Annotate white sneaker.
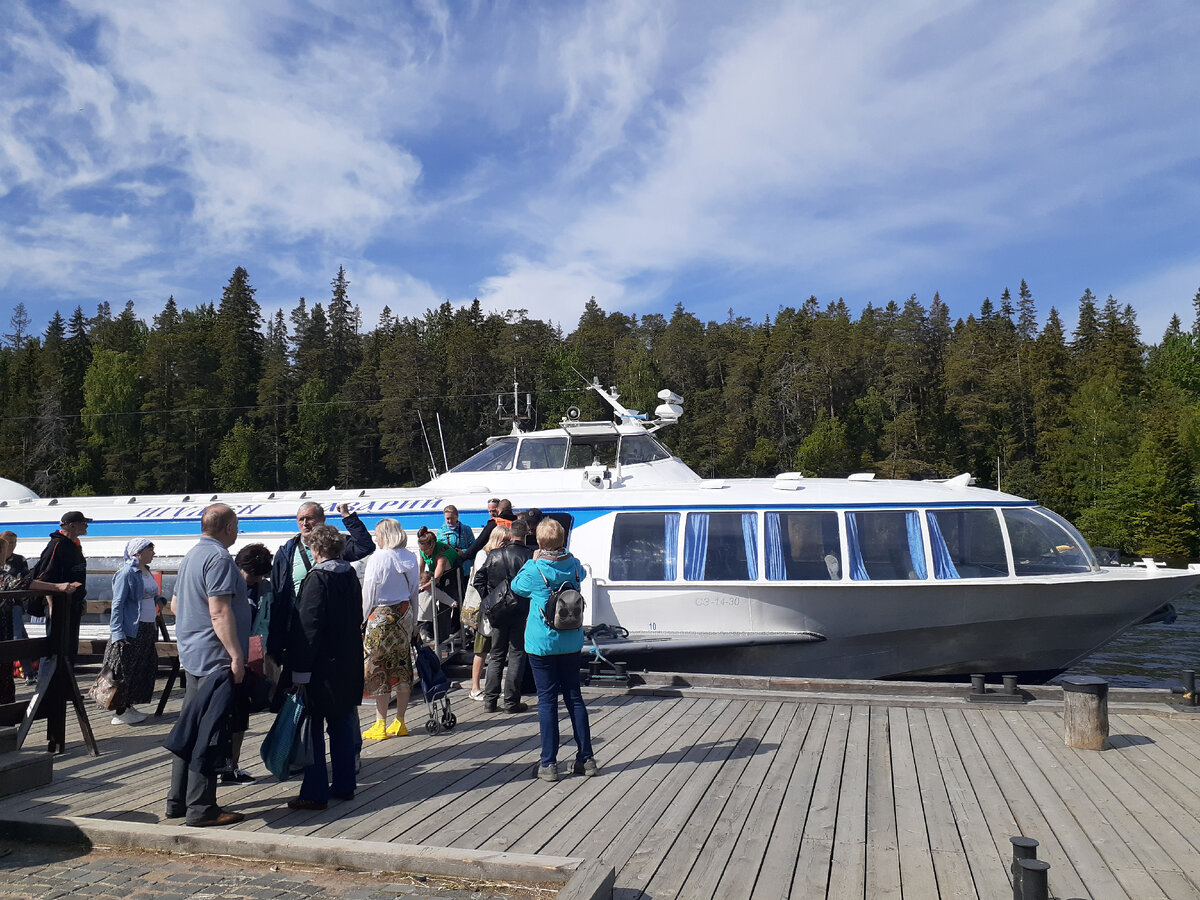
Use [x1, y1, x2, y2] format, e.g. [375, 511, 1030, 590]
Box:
[111, 708, 146, 725]
[469, 689, 484, 701]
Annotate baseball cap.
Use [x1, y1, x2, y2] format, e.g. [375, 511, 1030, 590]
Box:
[60, 511, 94, 526]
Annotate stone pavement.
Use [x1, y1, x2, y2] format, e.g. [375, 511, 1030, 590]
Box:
[0, 840, 552, 900]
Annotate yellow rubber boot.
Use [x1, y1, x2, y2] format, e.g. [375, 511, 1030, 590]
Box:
[363, 719, 390, 741]
[387, 718, 408, 737]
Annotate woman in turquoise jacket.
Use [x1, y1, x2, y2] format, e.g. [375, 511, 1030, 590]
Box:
[510, 518, 596, 782]
[101, 537, 161, 725]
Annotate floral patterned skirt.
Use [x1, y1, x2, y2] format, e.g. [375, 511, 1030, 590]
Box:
[363, 601, 414, 696]
[100, 621, 158, 706]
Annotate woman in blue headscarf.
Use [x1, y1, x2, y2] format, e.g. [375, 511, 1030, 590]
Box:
[101, 537, 162, 725]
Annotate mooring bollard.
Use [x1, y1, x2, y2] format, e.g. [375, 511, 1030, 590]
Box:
[1009, 836, 1039, 900]
[1003, 674, 1019, 695]
[1184, 669, 1198, 707]
[1016, 858, 1051, 900]
[971, 673, 986, 694]
[1062, 675, 1109, 750]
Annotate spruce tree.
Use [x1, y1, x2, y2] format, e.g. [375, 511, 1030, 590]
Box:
[213, 267, 264, 431]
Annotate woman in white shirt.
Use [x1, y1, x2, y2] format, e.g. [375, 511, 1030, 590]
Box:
[361, 519, 419, 740]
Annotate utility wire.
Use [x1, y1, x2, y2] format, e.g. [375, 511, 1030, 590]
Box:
[2, 386, 589, 424]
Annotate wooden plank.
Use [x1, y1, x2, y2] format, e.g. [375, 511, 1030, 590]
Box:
[526, 696, 711, 857]
[864, 704, 901, 900]
[985, 710, 1131, 900]
[1109, 713, 1200, 820]
[639, 702, 786, 899]
[998, 710, 1167, 899]
[680, 703, 806, 900]
[414, 693, 655, 849]
[604, 699, 764, 890]
[1022, 709, 1200, 899]
[322, 696, 631, 843]
[957, 707, 1091, 900]
[748, 704, 833, 900]
[715, 710, 820, 897]
[923, 708, 1010, 900]
[789, 705, 853, 899]
[887, 706, 940, 900]
[906, 707, 977, 899]
[938, 708, 1023, 900]
[544, 696, 731, 860]
[826, 704, 870, 900]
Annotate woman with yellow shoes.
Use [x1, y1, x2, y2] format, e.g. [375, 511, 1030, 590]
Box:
[360, 518, 419, 741]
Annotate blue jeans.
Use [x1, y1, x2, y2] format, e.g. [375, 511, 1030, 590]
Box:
[299, 708, 358, 803]
[528, 652, 592, 766]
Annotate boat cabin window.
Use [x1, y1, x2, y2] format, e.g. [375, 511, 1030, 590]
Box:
[684, 512, 758, 581]
[765, 512, 841, 580]
[608, 512, 679, 581]
[618, 434, 672, 465]
[846, 510, 927, 580]
[1004, 507, 1099, 575]
[567, 434, 618, 468]
[450, 437, 517, 472]
[926, 509, 1008, 578]
[516, 437, 568, 470]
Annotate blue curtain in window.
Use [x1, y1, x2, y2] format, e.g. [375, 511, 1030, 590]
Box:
[846, 513, 869, 580]
[684, 513, 709, 580]
[742, 513, 758, 579]
[663, 514, 679, 580]
[765, 513, 785, 580]
[926, 512, 959, 579]
[905, 511, 927, 579]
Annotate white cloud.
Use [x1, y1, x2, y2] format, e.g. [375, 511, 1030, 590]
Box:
[476, 256, 636, 328]
[2, 0, 1200, 338]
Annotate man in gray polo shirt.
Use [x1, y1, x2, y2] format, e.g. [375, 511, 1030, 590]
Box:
[165, 503, 249, 827]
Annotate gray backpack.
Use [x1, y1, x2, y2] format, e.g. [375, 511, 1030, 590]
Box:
[538, 566, 585, 630]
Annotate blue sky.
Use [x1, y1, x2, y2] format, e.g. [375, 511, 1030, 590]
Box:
[2, 1, 1200, 344]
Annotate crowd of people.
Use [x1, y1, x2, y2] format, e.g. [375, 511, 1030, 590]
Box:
[1, 498, 599, 826]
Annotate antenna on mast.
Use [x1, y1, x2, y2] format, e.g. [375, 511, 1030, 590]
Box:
[497, 374, 530, 434]
[418, 411, 438, 481]
[436, 413, 450, 472]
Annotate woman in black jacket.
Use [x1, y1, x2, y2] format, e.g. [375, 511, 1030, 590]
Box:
[472, 520, 533, 713]
[285, 525, 365, 810]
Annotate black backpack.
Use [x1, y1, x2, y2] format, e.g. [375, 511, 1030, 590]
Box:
[538, 566, 585, 630]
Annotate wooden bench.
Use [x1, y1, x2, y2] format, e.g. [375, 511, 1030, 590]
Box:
[79, 600, 182, 717]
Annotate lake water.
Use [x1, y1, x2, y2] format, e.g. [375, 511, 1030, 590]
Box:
[1056, 588, 1200, 689]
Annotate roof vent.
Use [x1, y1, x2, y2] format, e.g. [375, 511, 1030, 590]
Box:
[847, 473, 875, 481]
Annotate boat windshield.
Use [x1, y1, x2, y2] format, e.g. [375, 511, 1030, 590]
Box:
[451, 438, 518, 472]
[619, 433, 672, 465]
[1003, 507, 1099, 574]
[567, 434, 618, 468]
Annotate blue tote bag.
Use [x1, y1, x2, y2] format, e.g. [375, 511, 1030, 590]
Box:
[260, 691, 314, 781]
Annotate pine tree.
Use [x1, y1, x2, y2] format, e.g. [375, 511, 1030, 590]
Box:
[1017, 279, 1038, 342]
[213, 267, 264, 431]
[5, 303, 30, 349]
[326, 266, 361, 393]
[255, 310, 293, 488]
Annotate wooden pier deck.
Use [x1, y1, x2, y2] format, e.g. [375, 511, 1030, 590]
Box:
[3, 677, 1200, 899]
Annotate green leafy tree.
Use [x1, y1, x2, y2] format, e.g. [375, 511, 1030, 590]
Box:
[213, 420, 266, 491]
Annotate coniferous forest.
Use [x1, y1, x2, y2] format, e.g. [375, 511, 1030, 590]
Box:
[4, 266, 1200, 559]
